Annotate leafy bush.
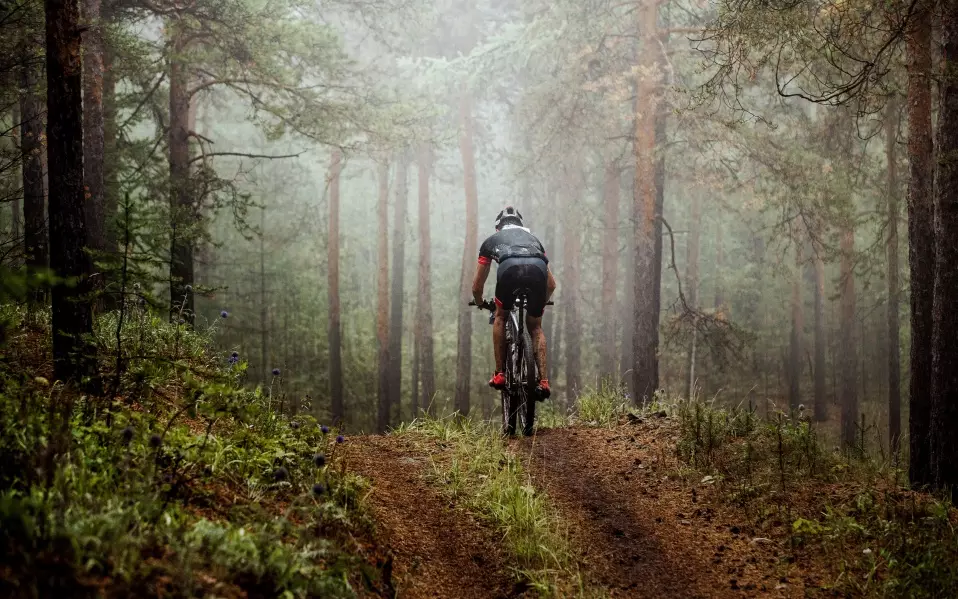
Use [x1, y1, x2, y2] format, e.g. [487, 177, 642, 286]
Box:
[0, 310, 377, 598]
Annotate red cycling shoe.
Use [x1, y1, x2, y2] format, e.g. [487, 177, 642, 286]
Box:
[488, 371, 506, 390]
[536, 379, 551, 400]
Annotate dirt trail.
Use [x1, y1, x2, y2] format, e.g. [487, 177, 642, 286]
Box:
[518, 425, 809, 598]
[347, 435, 519, 599]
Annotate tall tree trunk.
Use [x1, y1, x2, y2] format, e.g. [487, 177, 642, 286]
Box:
[102, 18, 117, 252]
[328, 150, 344, 424]
[387, 152, 408, 428]
[599, 163, 620, 379]
[908, 0, 935, 488]
[714, 220, 725, 314]
[562, 168, 581, 406]
[454, 90, 479, 417]
[21, 54, 48, 289]
[685, 190, 702, 400]
[813, 247, 827, 422]
[789, 235, 804, 411]
[417, 144, 435, 414]
[376, 161, 390, 431]
[885, 93, 902, 455]
[11, 104, 22, 244]
[45, 0, 98, 385]
[840, 225, 858, 447]
[259, 207, 268, 384]
[168, 28, 193, 323]
[82, 0, 106, 261]
[631, 2, 663, 403]
[931, 0, 958, 496]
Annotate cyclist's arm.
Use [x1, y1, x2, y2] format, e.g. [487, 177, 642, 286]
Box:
[546, 266, 557, 301]
[472, 261, 491, 305]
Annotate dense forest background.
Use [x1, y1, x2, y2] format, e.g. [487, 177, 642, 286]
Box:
[2, 0, 951, 481]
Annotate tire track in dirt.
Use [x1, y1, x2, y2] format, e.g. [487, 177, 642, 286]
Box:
[519, 426, 800, 598]
[348, 435, 519, 599]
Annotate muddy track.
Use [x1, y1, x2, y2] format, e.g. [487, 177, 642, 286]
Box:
[347, 435, 519, 599]
[519, 426, 801, 598]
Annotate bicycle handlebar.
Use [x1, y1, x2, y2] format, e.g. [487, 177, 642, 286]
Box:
[469, 299, 554, 312]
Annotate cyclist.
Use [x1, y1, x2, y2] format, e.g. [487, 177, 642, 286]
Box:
[471, 206, 557, 399]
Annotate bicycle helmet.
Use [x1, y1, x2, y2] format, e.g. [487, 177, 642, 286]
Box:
[494, 206, 523, 230]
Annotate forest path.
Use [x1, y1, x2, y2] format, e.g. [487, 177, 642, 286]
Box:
[347, 435, 520, 599]
[515, 425, 804, 598]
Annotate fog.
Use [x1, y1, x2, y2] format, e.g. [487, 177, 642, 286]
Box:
[0, 0, 909, 442]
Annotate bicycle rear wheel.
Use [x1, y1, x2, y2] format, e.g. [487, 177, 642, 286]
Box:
[516, 328, 537, 436]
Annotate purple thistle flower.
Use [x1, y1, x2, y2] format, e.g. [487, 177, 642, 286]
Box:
[220, 310, 229, 319]
[120, 426, 135, 444]
[149, 433, 162, 448]
[320, 425, 330, 434]
[272, 368, 281, 377]
[313, 453, 326, 468]
[274, 466, 289, 482]
[312, 483, 326, 497]
[335, 435, 344, 444]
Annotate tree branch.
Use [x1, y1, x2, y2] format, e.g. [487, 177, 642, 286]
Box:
[187, 151, 304, 165]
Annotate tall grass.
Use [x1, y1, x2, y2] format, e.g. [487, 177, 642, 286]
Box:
[398, 415, 595, 597]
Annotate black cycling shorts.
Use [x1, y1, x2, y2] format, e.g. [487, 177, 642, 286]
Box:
[495, 257, 548, 317]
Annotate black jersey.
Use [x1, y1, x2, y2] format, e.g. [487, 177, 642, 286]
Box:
[478, 225, 548, 265]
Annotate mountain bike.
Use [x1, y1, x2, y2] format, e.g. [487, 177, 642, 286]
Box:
[470, 292, 553, 436]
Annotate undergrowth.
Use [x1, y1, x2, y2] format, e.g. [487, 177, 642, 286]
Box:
[668, 396, 958, 598]
[395, 415, 594, 598]
[0, 305, 385, 598]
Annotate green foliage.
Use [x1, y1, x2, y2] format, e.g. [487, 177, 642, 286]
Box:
[0, 309, 375, 598]
[671, 399, 958, 597]
[575, 379, 630, 428]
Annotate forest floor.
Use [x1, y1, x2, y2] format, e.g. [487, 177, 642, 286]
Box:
[347, 416, 838, 599]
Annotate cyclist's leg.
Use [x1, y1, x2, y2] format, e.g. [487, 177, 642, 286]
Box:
[493, 302, 507, 373]
[522, 260, 550, 391]
[526, 313, 547, 382]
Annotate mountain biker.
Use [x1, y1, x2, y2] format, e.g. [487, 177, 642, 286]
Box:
[472, 206, 557, 399]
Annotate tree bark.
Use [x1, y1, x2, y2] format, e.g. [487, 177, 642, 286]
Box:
[259, 207, 269, 384]
[600, 162, 620, 379]
[416, 144, 435, 414]
[82, 0, 107, 260]
[813, 247, 827, 422]
[631, 2, 663, 403]
[562, 168, 581, 406]
[168, 27, 194, 323]
[387, 151, 408, 429]
[789, 234, 804, 412]
[885, 93, 902, 455]
[21, 53, 48, 287]
[328, 150, 344, 424]
[908, 0, 935, 488]
[931, 0, 958, 497]
[685, 189, 702, 400]
[454, 90, 479, 417]
[376, 160, 390, 431]
[11, 103, 22, 244]
[45, 0, 98, 385]
[102, 18, 117, 252]
[840, 226, 858, 448]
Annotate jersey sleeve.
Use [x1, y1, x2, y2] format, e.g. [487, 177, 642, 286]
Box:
[478, 236, 494, 265]
[536, 236, 549, 263]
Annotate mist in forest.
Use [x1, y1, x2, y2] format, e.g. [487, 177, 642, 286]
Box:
[0, 0, 933, 457]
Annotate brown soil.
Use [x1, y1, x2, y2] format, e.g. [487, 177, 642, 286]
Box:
[346, 434, 520, 599]
[517, 422, 828, 598]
